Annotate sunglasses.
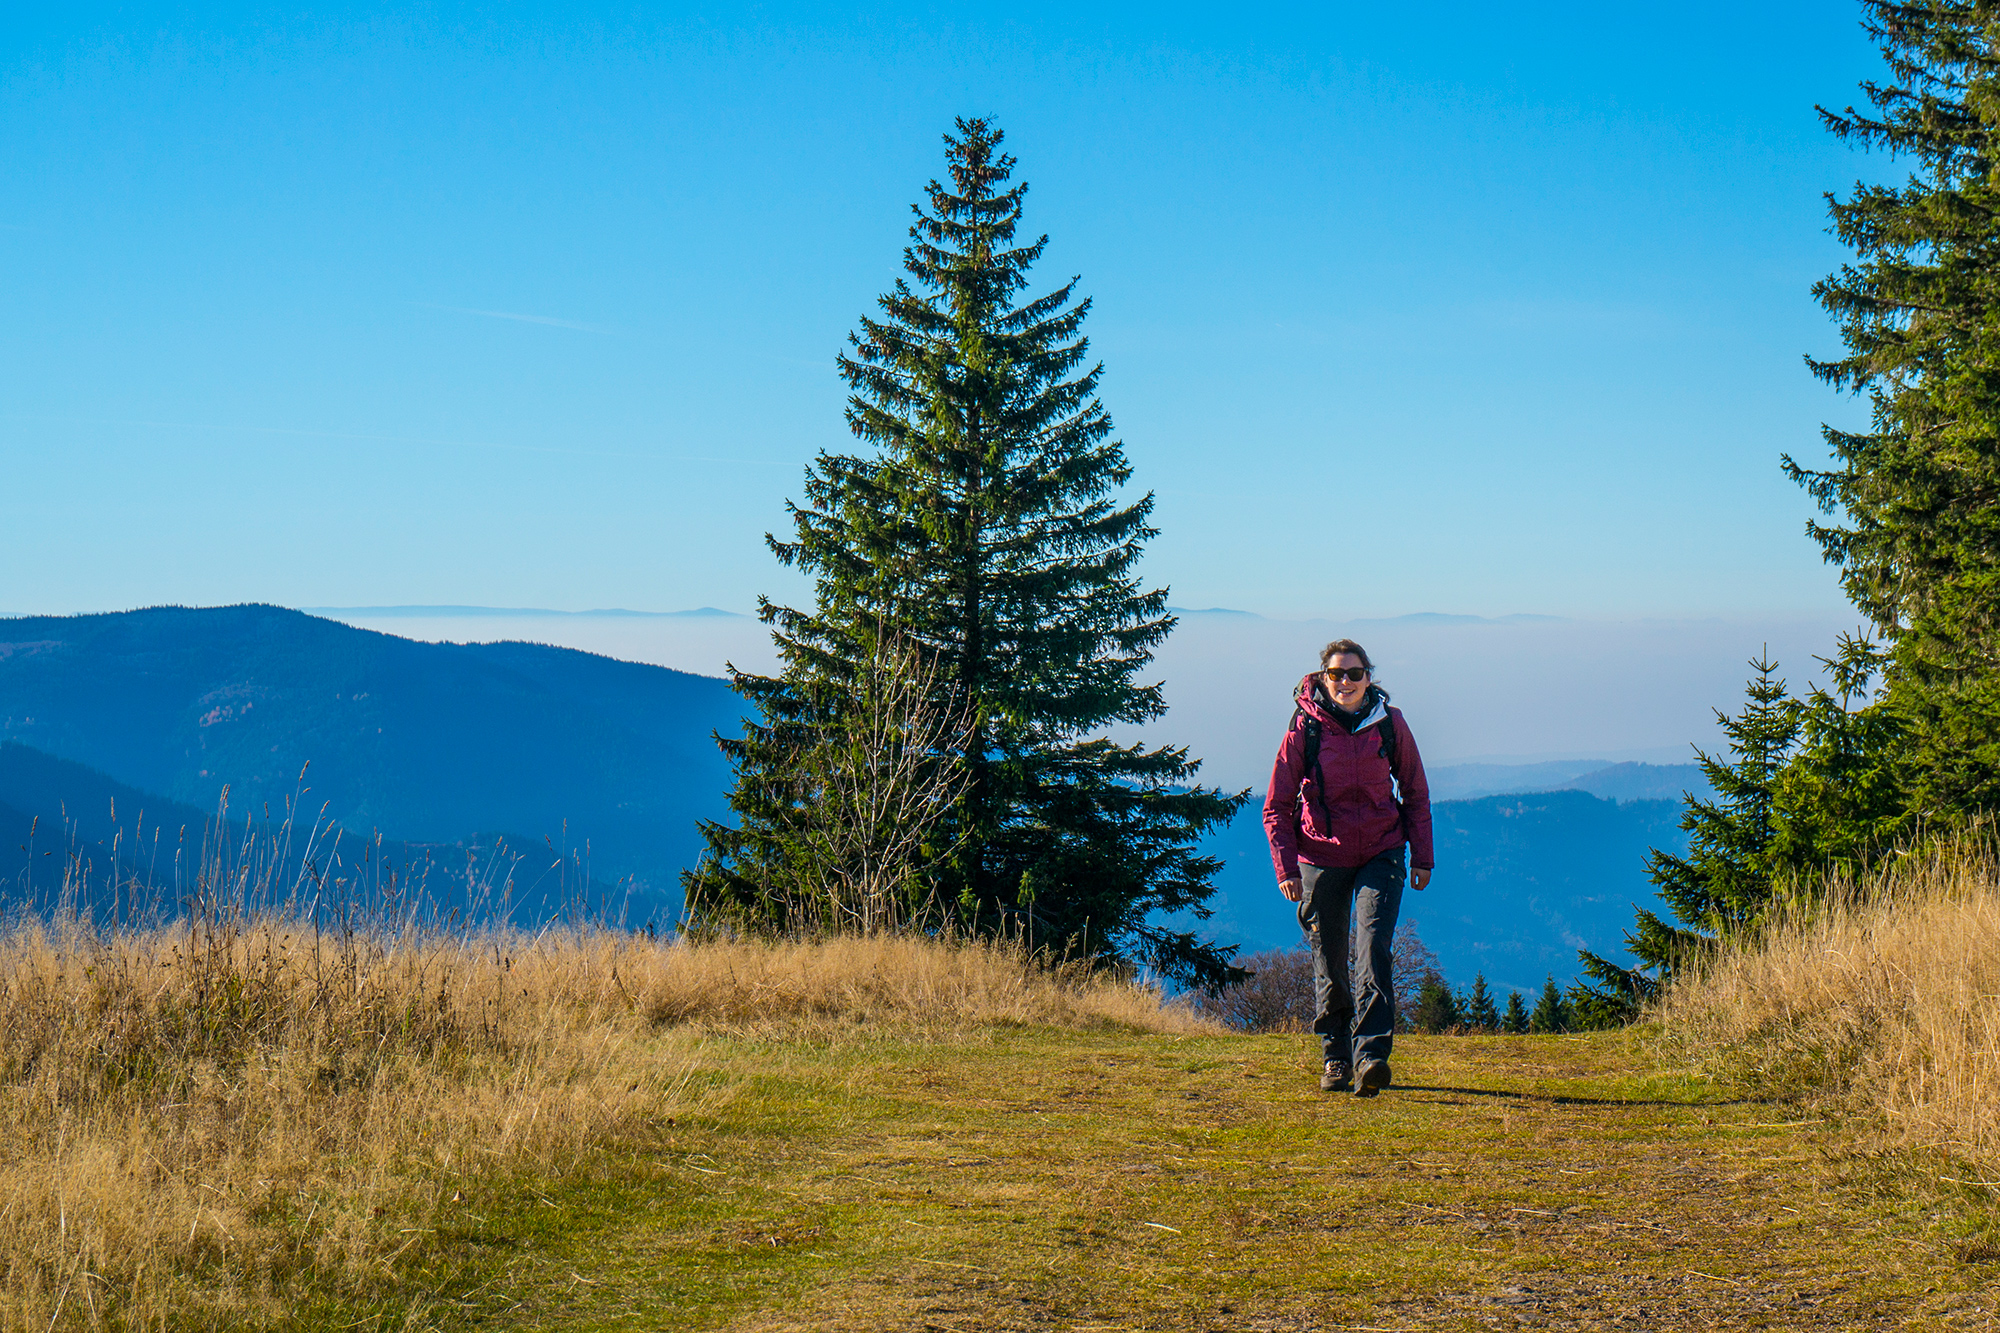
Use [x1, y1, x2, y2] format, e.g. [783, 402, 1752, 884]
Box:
[1324, 667, 1370, 683]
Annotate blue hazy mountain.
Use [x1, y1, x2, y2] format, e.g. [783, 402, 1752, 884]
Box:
[1427, 759, 1708, 803]
[1563, 761, 1707, 803]
[1191, 788, 1687, 998]
[1424, 760, 1608, 800]
[303, 605, 750, 619]
[0, 605, 741, 917]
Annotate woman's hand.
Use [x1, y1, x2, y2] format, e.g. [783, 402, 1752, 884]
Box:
[1279, 878, 1303, 902]
[1411, 867, 1431, 891]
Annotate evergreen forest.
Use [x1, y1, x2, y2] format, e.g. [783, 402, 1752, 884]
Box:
[1575, 0, 2000, 1025]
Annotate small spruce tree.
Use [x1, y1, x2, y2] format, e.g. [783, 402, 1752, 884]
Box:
[1410, 971, 1462, 1035]
[1577, 653, 1800, 1018]
[1464, 973, 1499, 1032]
[1501, 991, 1530, 1035]
[1646, 653, 1799, 943]
[1528, 976, 1572, 1035]
[1770, 634, 1907, 872]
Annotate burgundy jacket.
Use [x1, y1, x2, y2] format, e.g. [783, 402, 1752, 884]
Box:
[1263, 674, 1434, 883]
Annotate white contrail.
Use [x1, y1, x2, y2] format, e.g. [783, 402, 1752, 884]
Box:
[420, 303, 611, 333]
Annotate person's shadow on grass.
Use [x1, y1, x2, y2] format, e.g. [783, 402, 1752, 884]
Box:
[1396, 1084, 1750, 1108]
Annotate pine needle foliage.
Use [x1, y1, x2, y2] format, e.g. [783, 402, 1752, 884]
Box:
[1770, 634, 1910, 870]
[1566, 970, 1638, 1032]
[1501, 990, 1530, 1034]
[685, 119, 1247, 989]
[1528, 977, 1573, 1035]
[1788, 0, 2000, 824]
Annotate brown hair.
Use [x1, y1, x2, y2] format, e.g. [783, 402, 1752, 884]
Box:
[1319, 638, 1373, 672]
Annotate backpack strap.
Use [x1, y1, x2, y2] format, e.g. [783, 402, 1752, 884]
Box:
[1374, 714, 1408, 837]
[1292, 705, 1330, 830]
[1374, 715, 1398, 772]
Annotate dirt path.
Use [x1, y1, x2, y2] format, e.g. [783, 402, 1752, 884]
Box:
[471, 1029, 1999, 1331]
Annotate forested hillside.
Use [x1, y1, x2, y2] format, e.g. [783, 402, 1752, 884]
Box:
[0, 605, 739, 912]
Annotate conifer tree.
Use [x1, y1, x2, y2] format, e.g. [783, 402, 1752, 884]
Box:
[1569, 951, 1652, 1028]
[1565, 978, 1632, 1032]
[1464, 973, 1499, 1032]
[685, 119, 1247, 988]
[1501, 991, 1530, 1034]
[1648, 654, 1799, 936]
[1579, 3, 2000, 1009]
[1770, 634, 1907, 870]
[1528, 977, 1572, 1035]
[1788, 1, 2000, 825]
[1576, 654, 1800, 1018]
[1411, 972, 1461, 1034]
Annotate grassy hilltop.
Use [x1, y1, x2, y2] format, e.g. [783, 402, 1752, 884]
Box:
[3, 849, 1997, 1330]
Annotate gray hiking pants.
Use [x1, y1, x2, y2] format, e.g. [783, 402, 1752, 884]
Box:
[1297, 849, 1405, 1066]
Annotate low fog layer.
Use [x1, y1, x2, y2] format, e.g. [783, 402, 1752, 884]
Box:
[1123, 610, 1856, 787]
[310, 605, 1857, 789]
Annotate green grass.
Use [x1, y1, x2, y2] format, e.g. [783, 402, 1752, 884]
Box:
[335, 1027, 1999, 1331]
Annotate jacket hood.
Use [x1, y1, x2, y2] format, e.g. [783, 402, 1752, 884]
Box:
[1293, 673, 1390, 730]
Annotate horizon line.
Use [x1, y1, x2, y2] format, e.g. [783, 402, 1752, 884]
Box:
[303, 605, 750, 620]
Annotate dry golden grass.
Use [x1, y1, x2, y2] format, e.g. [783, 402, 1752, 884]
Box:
[631, 929, 1213, 1034]
[1659, 839, 2000, 1181]
[0, 911, 1204, 1330]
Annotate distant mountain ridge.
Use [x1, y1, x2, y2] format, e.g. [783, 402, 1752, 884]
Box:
[1563, 761, 1707, 803]
[303, 605, 749, 619]
[0, 605, 742, 914]
[1427, 760, 1708, 804]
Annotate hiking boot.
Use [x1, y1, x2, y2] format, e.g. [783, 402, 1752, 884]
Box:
[1354, 1058, 1392, 1097]
[1320, 1059, 1352, 1092]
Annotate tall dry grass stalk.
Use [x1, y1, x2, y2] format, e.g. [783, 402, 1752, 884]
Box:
[1658, 838, 2000, 1180]
[0, 902, 1204, 1328]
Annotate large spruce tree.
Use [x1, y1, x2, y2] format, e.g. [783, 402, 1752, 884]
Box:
[1789, 0, 2000, 824]
[686, 118, 1247, 989]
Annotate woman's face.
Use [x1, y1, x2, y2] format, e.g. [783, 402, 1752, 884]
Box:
[1323, 653, 1371, 712]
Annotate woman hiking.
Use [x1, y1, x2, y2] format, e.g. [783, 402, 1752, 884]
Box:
[1263, 639, 1434, 1096]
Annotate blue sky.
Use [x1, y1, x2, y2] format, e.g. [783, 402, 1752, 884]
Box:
[3, 2, 1888, 622]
